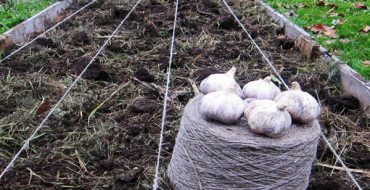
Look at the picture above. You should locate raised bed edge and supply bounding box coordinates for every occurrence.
[257,1,370,116]
[0,0,77,52]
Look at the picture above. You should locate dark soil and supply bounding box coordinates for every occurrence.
[0,0,369,189]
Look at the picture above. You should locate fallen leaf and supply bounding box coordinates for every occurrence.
[324,29,338,38]
[364,60,370,66]
[355,3,367,9]
[363,26,370,33]
[310,24,338,38]
[317,0,325,6]
[36,101,50,115]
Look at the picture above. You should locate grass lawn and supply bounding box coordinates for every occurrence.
[0,0,55,34]
[265,0,370,80]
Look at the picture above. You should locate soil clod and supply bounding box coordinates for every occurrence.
[134,68,155,83]
[131,97,159,113]
[71,31,90,45]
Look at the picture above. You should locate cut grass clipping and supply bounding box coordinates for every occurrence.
[265,0,370,80]
[0,0,55,34]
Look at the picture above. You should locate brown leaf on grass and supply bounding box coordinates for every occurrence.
[355,3,367,10]
[310,24,338,38]
[363,26,370,33]
[364,60,370,66]
[36,101,50,116]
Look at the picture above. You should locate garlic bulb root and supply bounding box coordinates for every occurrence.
[242,76,281,100]
[200,67,243,97]
[274,82,321,123]
[200,91,245,125]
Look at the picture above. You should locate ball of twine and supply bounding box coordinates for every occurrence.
[168,95,321,190]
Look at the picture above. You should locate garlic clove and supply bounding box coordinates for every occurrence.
[274,82,321,123]
[247,103,292,138]
[199,67,243,97]
[242,76,281,100]
[200,91,245,125]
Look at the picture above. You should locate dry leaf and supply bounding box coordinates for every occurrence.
[363,26,370,33]
[364,60,370,66]
[355,3,367,9]
[310,24,338,38]
[36,101,50,115]
[324,29,338,38]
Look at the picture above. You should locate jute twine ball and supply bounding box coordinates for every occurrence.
[168,95,321,190]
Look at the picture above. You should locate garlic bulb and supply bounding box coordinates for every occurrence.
[247,103,292,138]
[199,91,245,125]
[242,76,281,100]
[200,67,243,97]
[274,82,321,123]
[244,99,276,119]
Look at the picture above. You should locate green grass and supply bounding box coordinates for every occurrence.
[0,0,55,34]
[265,0,370,79]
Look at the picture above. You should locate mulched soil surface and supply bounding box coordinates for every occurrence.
[0,0,369,189]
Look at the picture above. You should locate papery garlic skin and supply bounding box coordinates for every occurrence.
[247,104,292,138]
[242,76,281,100]
[200,67,243,97]
[200,91,245,125]
[274,82,321,123]
[244,99,276,119]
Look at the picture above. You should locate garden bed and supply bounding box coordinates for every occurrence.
[0,0,369,189]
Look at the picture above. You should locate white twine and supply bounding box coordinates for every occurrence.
[152,0,180,189]
[0,0,143,180]
[220,1,362,189]
[0,0,97,64]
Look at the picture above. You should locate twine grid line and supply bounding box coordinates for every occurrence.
[0,0,143,180]
[220,0,362,189]
[152,0,180,189]
[0,0,97,64]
